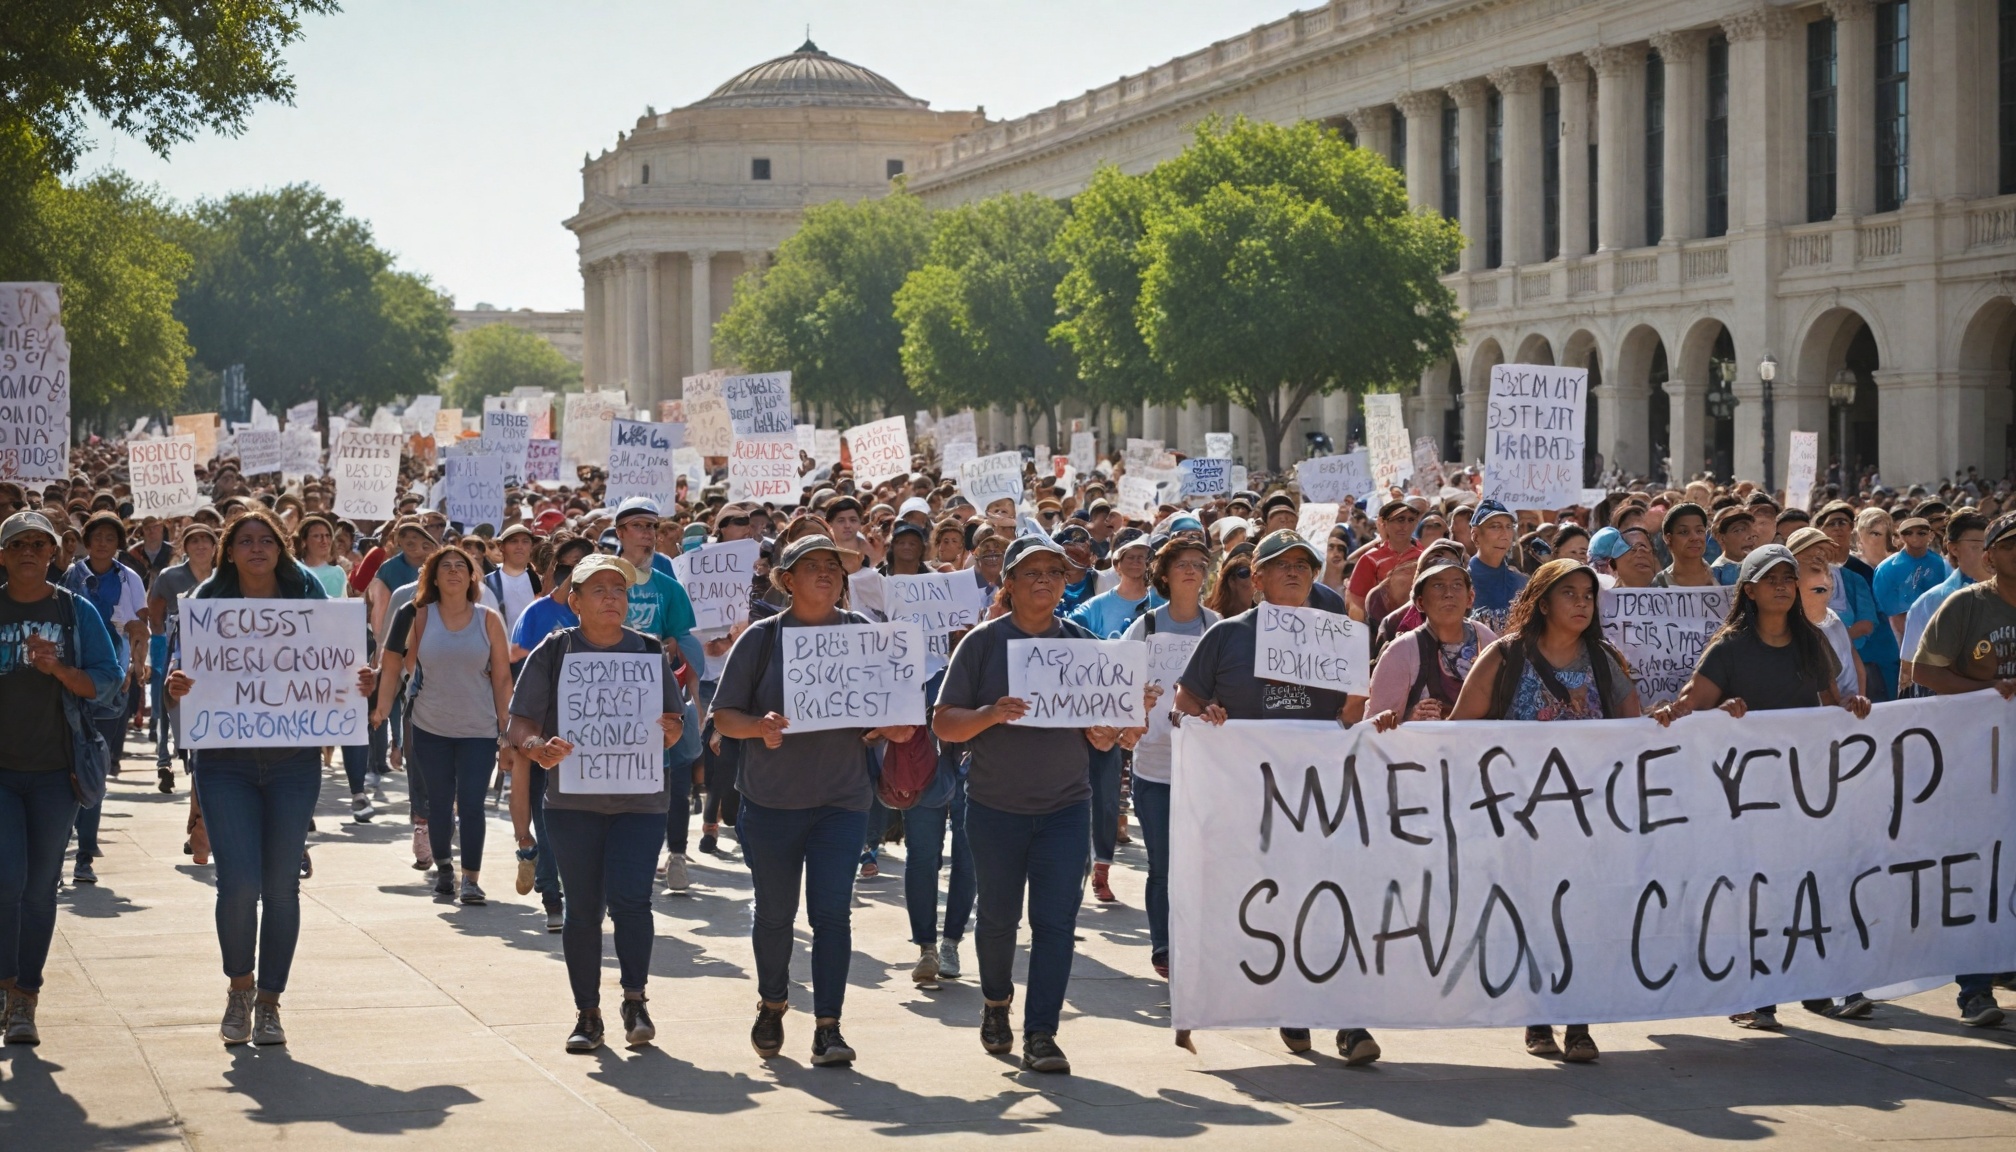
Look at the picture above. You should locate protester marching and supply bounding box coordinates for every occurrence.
[3,338,2013,1076]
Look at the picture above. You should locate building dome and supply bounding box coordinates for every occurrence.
[691,41,928,110]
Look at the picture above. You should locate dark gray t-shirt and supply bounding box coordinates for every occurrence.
[510,627,684,815]
[935,614,1094,816]
[1180,606,1353,721]
[713,610,876,812]
[149,562,203,644]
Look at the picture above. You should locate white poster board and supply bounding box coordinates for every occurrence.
[331,429,404,521]
[812,428,842,470]
[1295,502,1340,543]
[727,433,800,503]
[443,452,507,527]
[605,418,681,507]
[0,283,70,484]
[1070,431,1097,474]
[683,372,732,457]
[845,415,911,487]
[779,621,928,733]
[1005,637,1147,727]
[1254,601,1370,695]
[178,599,368,747]
[1601,586,1736,708]
[234,429,286,475]
[128,436,200,518]
[555,651,663,794]
[1180,457,1232,498]
[175,413,219,466]
[884,571,990,674]
[1411,436,1446,493]
[1144,633,1201,745]
[1786,430,1819,512]
[939,438,978,478]
[671,539,760,633]
[401,394,441,437]
[1296,451,1374,505]
[1482,364,1587,511]
[524,438,562,483]
[1364,393,1411,492]
[959,451,1025,508]
[479,407,533,486]
[562,390,627,471]
[721,371,793,437]
[1117,475,1160,518]
[1205,432,1234,460]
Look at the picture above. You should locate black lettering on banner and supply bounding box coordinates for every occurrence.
[1747,873,1772,977]
[1238,881,1285,984]
[1699,875,1736,981]
[1257,760,1368,850]
[1780,871,1832,969]
[1548,879,1574,994]
[1636,746,1687,833]
[1474,885,1538,999]
[1632,881,1677,990]
[1712,748,1784,820]
[1386,762,1432,845]
[1604,760,1632,833]
[1850,865,1884,949]
[1889,858,1936,928]
[1889,728,1944,840]
[1471,747,1516,836]
[1293,881,1366,982]
[1992,840,2003,924]
[1941,852,1981,927]
[1790,734,1876,818]
[1512,748,1593,840]
[1374,761,1463,978]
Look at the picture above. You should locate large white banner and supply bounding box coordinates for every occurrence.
[845,415,911,487]
[1297,451,1374,505]
[721,371,793,437]
[331,429,404,522]
[1601,586,1735,708]
[0,283,70,484]
[128,436,201,518]
[178,600,369,748]
[1007,637,1146,727]
[1171,696,2016,1029]
[555,651,663,795]
[780,621,928,733]
[1483,364,1587,511]
[1786,430,1819,512]
[1364,393,1411,492]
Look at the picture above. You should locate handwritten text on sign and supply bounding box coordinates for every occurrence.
[179,600,368,748]
[480,408,532,486]
[332,430,403,521]
[1181,457,1231,497]
[1364,393,1411,492]
[443,452,507,528]
[671,538,759,633]
[556,652,663,795]
[780,621,928,733]
[960,451,1024,507]
[683,373,731,457]
[1169,696,2016,1029]
[721,371,793,437]
[1601,586,1734,708]
[1297,452,1374,505]
[846,415,911,487]
[885,572,989,674]
[525,438,561,482]
[1146,633,1202,745]
[128,436,200,517]
[0,282,70,483]
[1256,602,1370,695]
[1006,638,1146,727]
[727,433,800,502]
[605,419,682,507]
[1484,364,1587,511]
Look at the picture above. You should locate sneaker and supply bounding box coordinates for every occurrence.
[434,863,456,897]
[516,853,536,896]
[1827,994,1875,1020]
[351,794,375,823]
[1561,1026,1598,1063]
[459,879,486,906]
[1524,1025,1561,1057]
[1021,1031,1070,1074]
[811,1020,855,1066]
[1092,862,1117,903]
[1960,993,2006,1028]
[620,997,655,1047]
[2,989,38,1045]
[252,1000,286,1046]
[220,988,256,1045]
[699,831,719,855]
[1731,1009,1782,1031]
[546,906,564,933]
[938,939,962,980]
[1279,1027,1312,1053]
[299,849,312,879]
[663,852,690,893]
[411,823,433,870]
[157,767,175,794]
[912,943,941,989]
[980,1001,1014,1054]
[1337,1028,1381,1066]
[752,1001,786,1058]
[566,1011,604,1053]
[73,860,97,885]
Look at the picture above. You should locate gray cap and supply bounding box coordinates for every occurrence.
[1737,543,1798,585]
[775,533,858,571]
[0,510,59,549]
[1002,534,1069,573]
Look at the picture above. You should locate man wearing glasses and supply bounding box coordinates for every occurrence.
[1345,499,1421,622]
[1874,515,1952,644]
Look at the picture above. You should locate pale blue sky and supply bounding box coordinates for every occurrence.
[87,0,1298,312]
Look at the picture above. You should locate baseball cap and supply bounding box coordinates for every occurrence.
[569,553,646,588]
[0,510,59,549]
[1472,499,1515,526]
[775,534,859,571]
[1253,529,1322,568]
[613,496,661,525]
[899,496,932,519]
[1410,551,1471,599]
[1984,512,2016,550]
[497,523,535,543]
[1110,529,1152,558]
[1785,526,1831,556]
[1712,506,1756,534]
[1896,516,1933,533]
[534,509,566,532]
[1588,526,1629,562]
[1002,535,1069,573]
[1738,543,1798,584]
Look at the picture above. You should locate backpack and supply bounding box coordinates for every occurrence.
[877,726,939,810]
[1401,623,1478,719]
[50,587,114,808]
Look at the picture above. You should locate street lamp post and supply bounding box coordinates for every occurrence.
[1759,354,1778,492]
[1707,359,1740,481]
[1829,368,1858,486]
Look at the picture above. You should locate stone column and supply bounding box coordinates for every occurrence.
[1177,400,1206,458]
[688,250,714,376]
[580,262,603,389]
[1829,0,1875,217]
[625,254,651,400]
[1548,56,1593,258]
[1345,107,1393,164]
[1446,79,1489,273]
[1650,30,1705,241]
[1320,391,1352,456]
[1723,7,1800,231]
[1587,45,1643,252]
[642,254,661,407]
[1664,380,1705,485]
[1490,65,1546,268]
[604,261,628,391]
[1394,90,1445,214]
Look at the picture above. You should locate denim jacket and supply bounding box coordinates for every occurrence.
[47,587,125,807]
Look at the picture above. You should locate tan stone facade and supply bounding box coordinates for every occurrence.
[451,307,585,363]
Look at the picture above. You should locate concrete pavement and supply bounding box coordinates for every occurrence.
[5,744,2015,1150]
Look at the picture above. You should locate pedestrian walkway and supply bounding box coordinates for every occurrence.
[6,748,2015,1150]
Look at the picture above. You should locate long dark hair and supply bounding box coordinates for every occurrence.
[1710,573,1832,687]
[195,507,312,599]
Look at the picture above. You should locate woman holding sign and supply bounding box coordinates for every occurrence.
[933,536,1122,1075]
[504,554,687,1054]
[164,509,376,1048]
[712,534,914,1067]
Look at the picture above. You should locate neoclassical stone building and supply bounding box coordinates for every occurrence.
[566,41,982,411]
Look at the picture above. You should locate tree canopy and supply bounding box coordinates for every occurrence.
[895,193,1076,448]
[443,322,580,409]
[714,190,933,427]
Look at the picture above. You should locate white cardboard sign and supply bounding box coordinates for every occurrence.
[178,600,369,748]
[845,416,911,487]
[555,651,664,794]
[331,430,404,521]
[1005,637,1147,727]
[1254,601,1370,695]
[128,436,200,518]
[959,451,1025,508]
[780,621,928,733]
[727,433,800,503]
[721,371,793,437]
[1296,451,1374,505]
[605,419,682,507]
[0,282,70,483]
[884,571,990,674]
[1364,393,1411,491]
[671,539,760,633]
[1483,363,1587,511]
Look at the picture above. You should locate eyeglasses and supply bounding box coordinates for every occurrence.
[718,515,750,528]
[1170,559,1211,573]
[3,538,53,554]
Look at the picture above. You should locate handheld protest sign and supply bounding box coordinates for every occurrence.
[780,621,927,733]
[885,571,989,674]
[1482,363,1586,511]
[555,651,664,795]
[1254,602,1370,696]
[177,600,370,748]
[1005,637,1146,727]
[672,538,761,632]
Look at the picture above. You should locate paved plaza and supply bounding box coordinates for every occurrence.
[5,748,2015,1150]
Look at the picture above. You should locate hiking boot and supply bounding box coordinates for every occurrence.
[699,826,718,855]
[73,860,96,885]
[1092,862,1117,903]
[662,852,690,893]
[351,794,374,823]
[1730,1009,1782,1031]
[1827,994,1875,1020]
[252,1000,286,1046]
[157,767,175,794]
[565,1010,603,1053]
[434,863,456,897]
[752,1001,786,1058]
[620,997,655,1047]
[1279,1027,1312,1053]
[1021,1031,1070,1074]
[937,939,962,979]
[2,989,38,1045]
[1524,1025,1561,1057]
[912,944,940,989]
[1337,1028,1381,1065]
[220,988,256,1045]
[411,823,433,870]
[980,1001,1014,1054]
[1960,993,2005,1028]
[1561,1026,1598,1063]
[459,878,486,906]
[515,849,536,896]
[811,1019,855,1066]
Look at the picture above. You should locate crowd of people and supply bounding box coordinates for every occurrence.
[1,430,2012,1073]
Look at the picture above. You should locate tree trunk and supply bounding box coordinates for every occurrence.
[1253,382,1319,474]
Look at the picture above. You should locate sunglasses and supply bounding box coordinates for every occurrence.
[1225,566,1252,581]
[718,515,751,528]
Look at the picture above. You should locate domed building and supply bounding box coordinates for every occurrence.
[567,42,983,407]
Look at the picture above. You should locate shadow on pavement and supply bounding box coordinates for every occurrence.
[0,1047,181,1151]
[584,1043,775,1113]
[221,1046,480,1133]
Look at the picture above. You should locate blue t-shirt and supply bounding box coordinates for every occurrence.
[1057,571,1100,617]
[626,568,698,642]
[1067,588,1165,639]
[510,595,579,651]
[1710,554,1743,586]
[376,553,420,593]
[1468,556,1527,633]
[1872,549,1951,619]
[651,552,676,579]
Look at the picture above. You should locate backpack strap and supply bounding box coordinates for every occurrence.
[1485,637,1526,721]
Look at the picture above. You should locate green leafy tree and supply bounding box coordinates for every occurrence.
[442,322,580,408]
[0,170,193,426]
[172,184,453,415]
[714,190,933,426]
[895,193,1075,447]
[1051,164,1161,411]
[1057,117,1461,472]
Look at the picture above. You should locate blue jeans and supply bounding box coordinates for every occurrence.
[0,769,80,993]
[1089,744,1123,864]
[660,748,695,856]
[966,798,1090,1035]
[339,743,370,795]
[149,635,171,765]
[737,799,866,1019]
[543,807,661,1010]
[194,749,322,995]
[1133,778,1171,961]
[411,727,496,873]
[902,785,974,946]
